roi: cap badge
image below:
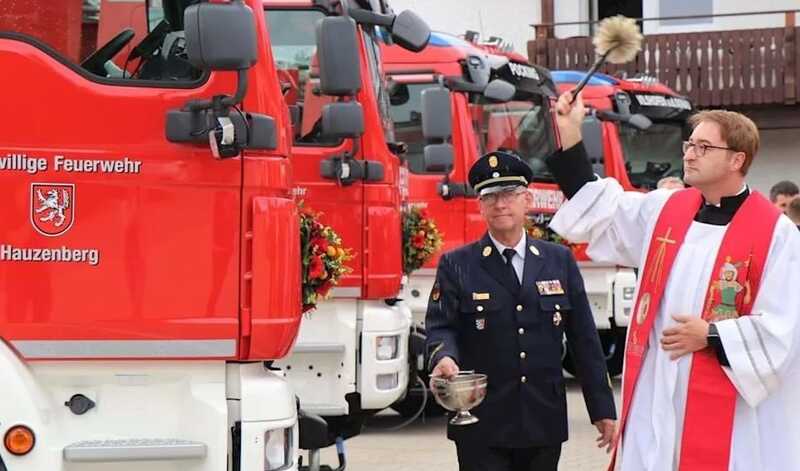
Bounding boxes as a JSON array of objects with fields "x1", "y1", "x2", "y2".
[{"x1": 489, "y1": 155, "x2": 498, "y2": 168}]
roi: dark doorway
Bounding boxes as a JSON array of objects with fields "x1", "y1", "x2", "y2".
[{"x1": 597, "y1": 0, "x2": 642, "y2": 21}]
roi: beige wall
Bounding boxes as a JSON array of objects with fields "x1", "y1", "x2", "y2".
[
  {"x1": 388, "y1": 0, "x2": 540, "y2": 53},
  {"x1": 746, "y1": 128, "x2": 800, "y2": 196}
]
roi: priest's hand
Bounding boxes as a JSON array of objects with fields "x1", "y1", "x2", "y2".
[
  {"x1": 661, "y1": 314, "x2": 710, "y2": 360},
  {"x1": 594, "y1": 418, "x2": 616, "y2": 453},
  {"x1": 554, "y1": 91, "x2": 585, "y2": 151}
]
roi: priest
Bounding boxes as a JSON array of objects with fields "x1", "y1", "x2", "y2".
[{"x1": 546, "y1": 92, "x2": 800, "y2": 471}]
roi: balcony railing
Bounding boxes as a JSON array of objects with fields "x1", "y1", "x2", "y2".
[{"x1": 527, "y1": 10, "x2": 799, "y2": 107}]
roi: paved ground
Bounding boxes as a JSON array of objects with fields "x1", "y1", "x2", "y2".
[{"x1": 315, "y1": 377, "x2": 622, "y2": 470}]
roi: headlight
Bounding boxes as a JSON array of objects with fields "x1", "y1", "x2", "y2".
[
  {"x1": 376, "y1": 335, "x2": 399, "y2": 360},
  {"x1": 264, "y1": 427, "x2": 292, "y2": 471},
  {"x1": 622, "y1": 287, "x2": 635, "y2": 301}
]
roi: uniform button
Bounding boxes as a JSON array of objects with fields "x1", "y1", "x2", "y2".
[
  {"x1": 477, "y1": 306, "x2": 484, "y2": 312},
  {"x1": 555, "y1": 304, "x2": 561, "y2": 310},
  {"x1": 520, "y1": 352, "x2": 527, "y2": 359},
  {"x1": 521, "y1": 376, "x2": 527, "y2": 383},
  {"x1": 518, "y1": 328, "x2": 525, "y2": 335},
  {"x1": 516, "y1": 305, "x2": 523, "y2": 311}
]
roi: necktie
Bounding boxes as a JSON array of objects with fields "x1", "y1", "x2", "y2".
[{"x1": 503, "y1": 248, "x2": 520, "y2": 289}]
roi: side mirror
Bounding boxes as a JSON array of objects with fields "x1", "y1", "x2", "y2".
[
  {"x1": 465, "y1": 55, "x2": 490, "y2": 89},
  {"x1": 627, "y1": 114, "x2": 653, "y2": 131},
  {"x1": 391, "y1": 10, "x2": 431, "y2": 52},
  {"x1": 184, "y1": 2, "x2": 257, "y2": 70},
  {"x1": 316, "y1": 17, "x2": 362, "y2": 96},
  {"x1": 483, "y1": 79, "x2": 516, "y2": 103},
  {"x1": 423, "y1": 144, "x2": 454, "y2": 173},
  {"x1": 247, "y1": 114, "x2": 278, "y2": 150},
  {"x1": 581, "y1": 116, "x2": 604, "y2": 164},
  {"x1": 321, "y1": 102, "x2": 365, "y2": 139},
  {"x1": 595, "y1": 110, "x2": 653, "y2": 131},
  {"x1": 421, "y1": 87, "x2": 452, "y2": 140}
]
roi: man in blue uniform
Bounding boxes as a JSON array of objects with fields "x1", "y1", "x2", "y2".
[{"x1": 426, "y1": 150, "x2": 617, "y2": 471}]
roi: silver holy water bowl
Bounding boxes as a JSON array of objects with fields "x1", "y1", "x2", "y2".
[{"x1": 430, "y1": 372, "x2": 488, "y2": 425}]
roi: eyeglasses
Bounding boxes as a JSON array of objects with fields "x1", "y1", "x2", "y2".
[
  {"x1": 478, "y1": 188, "x2": 527, "y2": 205},
  {"x1": 682, "y1": 141, "x2": 735, "y2": 157}
]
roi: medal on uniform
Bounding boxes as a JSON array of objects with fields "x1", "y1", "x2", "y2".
[
  {"x1": 553, "y1": 311, "x2": 562, "y2": 326},
  {"x1": 472, "y1": 292, "x2": 490, "y2": 300},
  {"x1": 536, "y1": 279, "x2": 565, "y2": 295},
  {"x1": 475, "y1": 318, "x2": 486, "y2": 330}
]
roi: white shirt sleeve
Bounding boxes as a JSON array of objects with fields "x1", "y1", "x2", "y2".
[{"x1": 549, "y1": 178, "x2": 673, "y2": 268}]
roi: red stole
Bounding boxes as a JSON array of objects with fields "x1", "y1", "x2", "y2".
[{"x1": 610, "y1": 188, "x2": 780, "y2": 471}]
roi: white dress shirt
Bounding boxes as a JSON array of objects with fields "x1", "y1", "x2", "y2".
[{"x1": 488, "y1": 230, "x2": 526, "y2": 283}]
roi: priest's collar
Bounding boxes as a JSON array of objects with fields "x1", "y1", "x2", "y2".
[{"x1": 696, "y1": 185, "x2": 750, "y2": 225}]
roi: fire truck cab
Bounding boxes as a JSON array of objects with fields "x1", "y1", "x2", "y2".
[
  {"x1": 1, "y1": 1, "x2": 304, "y2": 470},
  {"x1": 383, "y1": 36, "x2": 662, "y2": 415},
  {"x1": 263, "y1": 0, "x2": 431, "y2": 450}
]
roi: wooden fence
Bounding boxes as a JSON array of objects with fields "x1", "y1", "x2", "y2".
[{"x1": 528, "y1": 19, "x2": 799, "y2": 107}]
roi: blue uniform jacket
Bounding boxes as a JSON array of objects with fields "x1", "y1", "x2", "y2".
[{"x1": 426, "y1": 232, "x2": 616, "y2": 447}]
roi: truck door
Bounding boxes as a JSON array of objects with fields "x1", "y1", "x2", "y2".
[
  {"x1": 389, "y1": 80, "x2": 468, "y2": 261},
  {"x1": 0, "y1": 0, "x2": 243, "y2": 359}
]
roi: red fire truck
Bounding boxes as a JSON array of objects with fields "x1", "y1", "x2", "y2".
[
  {"x1": 263, "y1": 0, "x2": 431, "y2": 452},
  {"x1": 0, "y1": 1, "x2": 307, "y2": 469},
  {"x1": 382, "y1": 32, "x2": 668, "y2": 414},
  {"x1": 550, "y1": 70, "x2": 692, "y2": 192}
]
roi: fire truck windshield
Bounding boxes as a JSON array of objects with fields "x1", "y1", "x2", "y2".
[
  {"x1": 470, "y1": 98, "x2": 557, "y2": 182},
  {"x1": 265, "y1": 9, "x2": 395, "y2": 145},
  {"x1": 389, "y1": 82, "x2": 557, "y2": 178},
  {"x1": 619, "y1": 121, "x2": 686, "y2": 190},
  {"x1": 2, "y1": 0, "x2": 202, "y2": 81}
]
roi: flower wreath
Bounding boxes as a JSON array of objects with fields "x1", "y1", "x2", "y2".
[
  {"x1": 402, "y1": 206, "x2": 444, "y2": 275},
  {"x1": 525, "y1": 217, "x2": 590, "y2": 258},
  {"x1": 299, "y1": 203, "x2": 353, "y2": 312},
  {"x1": 525, "y1": 218, "x2": 570, "y2": 246}
]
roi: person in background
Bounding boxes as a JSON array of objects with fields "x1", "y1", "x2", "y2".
[
  {"x1": 787, "y1": 196, "x2": 800, "y2": 230},
  {"x1": 769, "y1": 180, "x2": 799, "y2": 213}
]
